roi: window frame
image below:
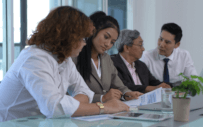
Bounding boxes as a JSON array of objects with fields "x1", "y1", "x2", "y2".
[
  {"x1": 1, "y1": 0, "x2": 63, "y2": 80},
  {"x1": 2, "y1": 0, "x2": 14, "y2": 77},
  {"x1": 1, "y1": 0, "x2": 134, "y2": 79}
]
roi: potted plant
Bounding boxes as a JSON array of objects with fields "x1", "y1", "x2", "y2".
[{"x1": 172, "y1": 73, "x2": 203, "y2": 122}]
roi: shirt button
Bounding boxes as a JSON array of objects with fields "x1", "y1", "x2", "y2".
[{"x1": 103, "y1": 90, "x2": 106, "y2": 93}]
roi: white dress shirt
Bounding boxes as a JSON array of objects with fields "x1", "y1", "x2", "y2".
[
  {"x1": 91, "y1": 57, "x2": 101, "y2": 79},
  {"x1": 119, "y1": 54, "x2": 142, "y2": 85},
  {"x1": 91, "y1": 57, "x2": 104, "y2": 102},
  {"x1": 0, "y1": 45, "x2": 94, "y2": 122},
  {"x1": 141, "y1": 47, "x2": 197, "y2": 84}
]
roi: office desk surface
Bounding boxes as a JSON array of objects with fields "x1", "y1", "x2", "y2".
[{"x1": 1, "y1": 108, "x2": 203, "y2": 127}]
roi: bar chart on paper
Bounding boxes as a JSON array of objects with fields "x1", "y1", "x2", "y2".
[{"x1": 124, "y1": 87, "x2": 162, "y2": 107}]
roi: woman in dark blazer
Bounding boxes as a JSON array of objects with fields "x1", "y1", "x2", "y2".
[
  {"x1": 74, "y1": 12, "x2": 142, "y2": 103},
  {"x1": 111, "y1": 29, "x2": 171, "y2": 93}
]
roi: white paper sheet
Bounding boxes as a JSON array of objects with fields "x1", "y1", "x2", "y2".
[
  {"x1": 124, "y1": 87, "x2": 162, "y2": 107},
  {"x1": 72, "y1": 88, "x2": 162, "y2": 122}
]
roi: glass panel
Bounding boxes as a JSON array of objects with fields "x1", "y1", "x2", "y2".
[
  {"x1": 0, "y1": 1, "x2": 2, "y2": 43},
  {"x1": 50, "y1": 0, "x2": 61, "y2": 9},
  {"x1": 27, "y1": 0, "x2": 50, "y2": 39},
  {"x1": 73, "y1": 0, "x2": 102, "y2": 16},
  {"x1": 27, "y1": 0, "x2": 61, "y2": 39},
  {"x1": 0, "y1": 0, "x2": 3, "y2": 80},
  {"x1": 108, "y1": 0, "x2": 127, "y2": 30},
  {"x1": 13, "y1": 0, "x2": 21, "y2": 59},
  {"x1": 107, "y1": 0, "x2": 127, "y2": 55}
]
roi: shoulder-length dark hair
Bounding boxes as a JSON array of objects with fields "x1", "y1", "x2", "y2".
[
  {"x1": 77, "y1": 11, "x2": 120, "y2": 82},
  {"x1": 27, "y1": 6, "x2": 92, "y2": 63}
]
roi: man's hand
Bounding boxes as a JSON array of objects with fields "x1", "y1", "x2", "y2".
[
  {"x1": 145, "y1": 86, "x2": 157, "y2": 93},
  {"x1": 145, "y1": 83, "x2": 171, "y2": 93},
  {"x1": 102, "y1": 89, "x2": 122, "y2": 102},
  {"x1": 124, "y1": 91, "x2": 143, "y2": 101},
  {"x1": 157, "y1": 83, "x2": 171, "y2": 88}
]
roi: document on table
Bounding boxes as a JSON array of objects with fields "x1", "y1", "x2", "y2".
[
  {"x1": 124, "y1": 87, "x2": 162, "y2": 107},
  {"x1": 72, "y1": 114, "x2": 111, "y2": 122},
  {"x1": 72, "y1": 88, "x2": 162, "y2": 122}
]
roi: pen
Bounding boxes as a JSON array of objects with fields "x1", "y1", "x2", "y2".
[
  {"x1": 103, "y1": 90, "x2": 131, "y2": 98},
  {"x1": 121, "y1": 94, "x2": 131, "y2": 98}
]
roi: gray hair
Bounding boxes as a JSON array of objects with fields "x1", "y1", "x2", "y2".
[{"x1": 115, "y1": 29, "x2": 140, "y2": 53}]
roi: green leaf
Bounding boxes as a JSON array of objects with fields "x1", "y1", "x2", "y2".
[
  {"x1": 178, "y1": 73, "x2": 183, "y2": 76},
  {"x1": 191, "y1": 75, "x2": 199, "y2": 79},
  {"x1": 191, "y1": 89, "x2": 197, "y2": 96},
  {"x1": 198, "y1": 77, "x2": 203, "y2": 83},
  {"x1": 179, "y1": 73, "x2": 189, "y2": 80},
  {"x1": 172, "y1": 87, "x2": 176, "y2": 91},
  {"x1": 200, "y1": 84, "x2": 203, "y2": 90},
  {"x1": 173, "y1": 74, "x2": 203, "y2": 98}
]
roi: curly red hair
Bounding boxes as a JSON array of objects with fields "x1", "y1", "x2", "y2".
[{"x1": 27, "y1": 6, "x2": 93, "y2": 63}]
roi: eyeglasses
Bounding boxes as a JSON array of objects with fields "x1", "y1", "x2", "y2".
[
  {"x1": 80, "y1": 38, "x2": 87, "y2": 43},
  {"x1": 132, "y1": 44, "x2": 144, "y2": 48}
]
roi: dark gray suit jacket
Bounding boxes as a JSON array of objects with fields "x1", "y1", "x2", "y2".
[
  {"x1": 72, "y1": 53, "x2": 131, "y2": 103},
  {"x1": 111, "y1": 54, "x2": 163, "y2": 93}
]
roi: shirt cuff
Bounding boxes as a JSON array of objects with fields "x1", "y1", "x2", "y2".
[
  {"x1": 122, "y1": 91, "x2": 131, "y2": 101},
  {"x1": 93, "y1": 94, "x2": 103, "y2": 103},
  {"x1": 100, "y1": 95, "x2": 104, "y2": 103},
  {"x1": 59, "y1": 95, "x2": 80, "y2": 117}
]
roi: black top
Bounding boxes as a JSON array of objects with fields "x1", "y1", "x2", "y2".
[{"x1": 111, "y1": 54, "x2": 164, "y2": 93}]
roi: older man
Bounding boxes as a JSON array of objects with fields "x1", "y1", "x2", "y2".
[{"x1": 111, "y1": 29, "x2": 171, "y2": 93}]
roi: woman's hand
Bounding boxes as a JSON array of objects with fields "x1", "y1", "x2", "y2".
[
  {"x1": 124, "y1": 91, "x2": 143, "y2": 101},
  {"x1": 102, "y1": 88, "x2": 122, "y2": 102},
  {"x1": 72, "y1": 99, "x2": 129, "y2": 117},
  {"x1": 103, "y1": 99, "x2": 129, "y2": 114}
]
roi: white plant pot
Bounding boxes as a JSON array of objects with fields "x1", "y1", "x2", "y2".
[{"x1": 172, "y1": 97, "x2": 191, "y2": 122}]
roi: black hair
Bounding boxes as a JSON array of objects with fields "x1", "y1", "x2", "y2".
[
  {"x1": 77, "y1": 11, "x2": 120, "y2": 82},
  {"x1": 161, "y1": 23, "x2": 182, "y2": 44}
]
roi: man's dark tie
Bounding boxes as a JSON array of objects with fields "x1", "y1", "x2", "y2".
[{"x1": 163, "y1": 58, "x2": 170, "y2": 83}]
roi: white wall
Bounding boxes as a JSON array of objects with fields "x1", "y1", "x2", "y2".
[{"x1": 133, "y1": 0, "x2": 203, "y2": 75}]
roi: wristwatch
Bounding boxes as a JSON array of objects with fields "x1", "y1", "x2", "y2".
[{"x1": 96, "y1": 102, "x2": 105, "y2": 114}]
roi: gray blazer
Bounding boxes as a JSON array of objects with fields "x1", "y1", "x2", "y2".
[{"x1": 72, "y1": 53, "x2": 131, "y2": 103}]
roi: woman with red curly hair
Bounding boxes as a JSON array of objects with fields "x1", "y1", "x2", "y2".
[{"x1": 0, "y1": 6, "x2": 129, "y2": 122}]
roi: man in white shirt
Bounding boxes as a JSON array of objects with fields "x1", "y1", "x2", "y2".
[{"x1": 141, "y1": 23, "x2": 197, "y2": 87}]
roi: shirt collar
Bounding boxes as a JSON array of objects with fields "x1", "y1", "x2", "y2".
[
  {"x1": 91, "y1": 55, "x2": 100, "y2": 69},
  {"x1": 119, "y1": 53, "x2": 135, "y2": 68},
  {"x1": 32, "y1": 45, "x2": 70, "y2": 66},
  {"x1": 158, "y1": 48, "x2": 175, "y2": 61}
]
